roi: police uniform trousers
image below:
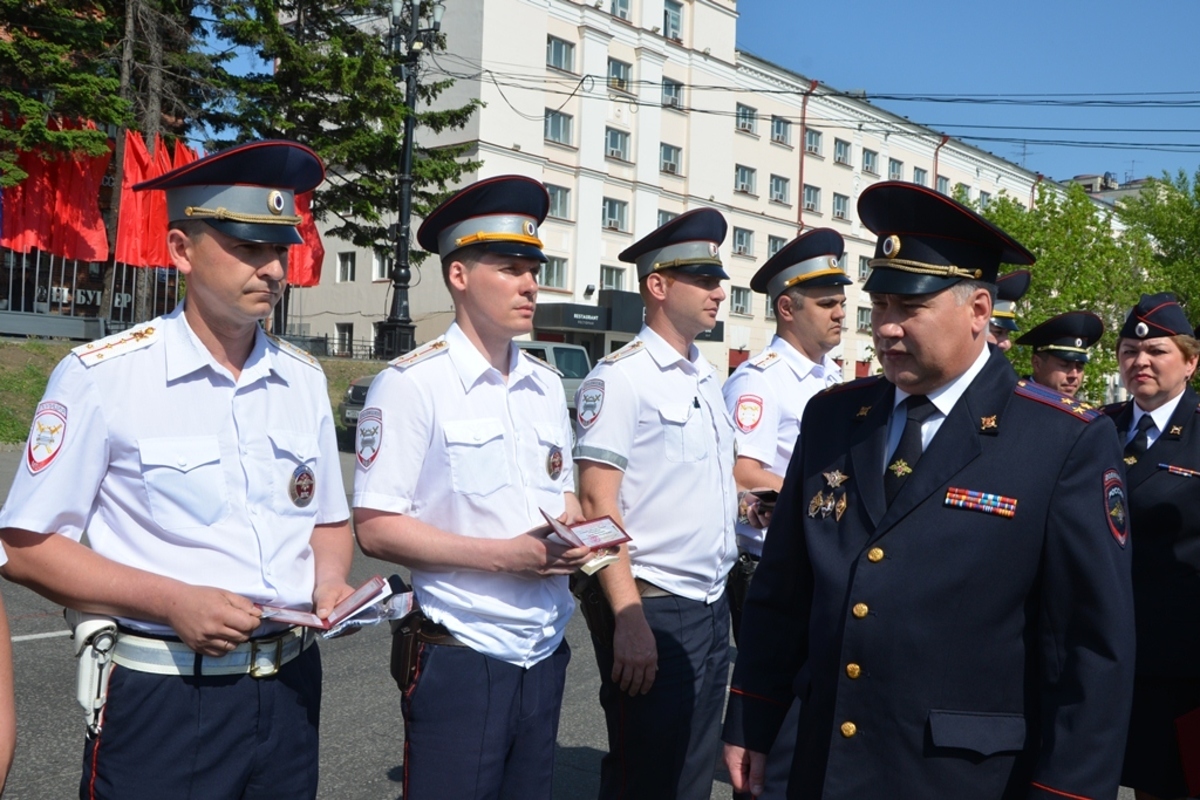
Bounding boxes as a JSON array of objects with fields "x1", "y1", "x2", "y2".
[
  {"x1": 401, "y1": 638, "x2": 570, "y2": 800},
  {"x1": 81, "y1": 643, "x2": 322, "y2": 800},
  {"x1": 593, "y1": 591, "x2": 730, "y2": 800}
]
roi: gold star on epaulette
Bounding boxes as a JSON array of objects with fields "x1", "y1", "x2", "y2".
[{"x1": 1060, "y1": 397, "x2": 1073, "y2": 405}]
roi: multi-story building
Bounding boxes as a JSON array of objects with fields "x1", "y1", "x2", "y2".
[{"x1": 290, "y1": 0, "x2": 1049, "y2": 374}]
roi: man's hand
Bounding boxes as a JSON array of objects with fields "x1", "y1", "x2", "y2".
[
  {"x1": 313, "y1": 580, "x2": 357, "y2": 621},
  {"x1": 724, "y1": 744, "x2": 767, "y2": 797},
  {"x1": 164, "y1": 585, "x2": 262, "y2": 657},
  {"x1": 495, "y1": 525, "x2": 593, "y2": 577},
  {"x1": 612, "y1": 605, "x2": 658, "y2": 695}
]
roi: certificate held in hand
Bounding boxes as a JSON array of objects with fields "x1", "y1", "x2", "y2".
[{"x1": 540, "y1": 509, "x2": 632, "y2": 575}]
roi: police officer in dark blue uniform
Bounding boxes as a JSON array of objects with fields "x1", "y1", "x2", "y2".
[
  {"x1": 988, "y1": 269, "x2": 1031, "y2": 352},
  {"x1": 1015, "y1": 311, "x2": 1105, "y2": 398},
  {"x1": 1103, "y1": 294, "x2": 1200, "y2": 799},
  {"x1": 722, "y1": 181, "x2": 1135, "y2": 800}
]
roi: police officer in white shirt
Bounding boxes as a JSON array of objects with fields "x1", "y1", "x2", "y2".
[
  {"x1": 353, "y1": 175, "x2": 592, "y2": 800},
  {"x1": 723, "y1": 229, "x2": 849, "y2": 799},
  {"x1": 0, "y1": 141, "x2": 355, "y2": 799},
  {"x1": 573, "y1": 208, "x2": 738, "y2": 800}
]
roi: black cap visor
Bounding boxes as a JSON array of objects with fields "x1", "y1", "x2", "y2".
[
  {"x1": 990, "y1": 317, "x2": 1019, "y2": 332},
  {"x1": 188, "y1": 219, "x2": 304, "y2": 246},
  {"x1": 862, "y1": 269, "x2": 964, "y2": 297},
  {"x1": 658, "y1": 262, "x2": 730, "y2": 280}
]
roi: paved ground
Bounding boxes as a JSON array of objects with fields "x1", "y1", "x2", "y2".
[{"x1": 0, "y1": 447, "x2": 1136, "y2": 799}]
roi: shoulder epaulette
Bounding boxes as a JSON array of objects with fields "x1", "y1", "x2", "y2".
[
  {"x1": 819, "y1": 374, "x2": 883, "y2": 396},
  {"x1": 389, "y1": 338, "x2": 449, "y2": 370},
  {"x1": 266, "y1": 332, "x2": 321, "y2": 370},
  {"x1": 747, "y1": 349, "x2": 782, "y2": 370},
  {"x1": 1013, "y1": 379, "x2": 1101, "y2": 422},
  {"x1": 602, "y1": 339, "x2": 646, "y2": 364},
  {"x1": 1099, "y1": 401, "x2": 1126, "y2": 418},
  {"x1": 72, "y1": 323, "x2": 160, "y2": 367},
  {"x1": 521, "y1": 349, "x2": 562, "y2": 376}
]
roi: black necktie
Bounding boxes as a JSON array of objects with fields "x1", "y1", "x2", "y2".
[
  {"x1": 885, "y1": 395, "x2": 937, "y2": 505},
  {"x1": 1125, "y1": 414, "x2": 1156, "y2": 460}
]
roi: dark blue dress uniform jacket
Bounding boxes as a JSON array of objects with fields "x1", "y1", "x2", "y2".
[
  {"x1": 724, "y1": 349, "x2": 1135, "y2": 800},
  {"x1": 1104, "y1": 386, "x2": 1200, "y2": 678}
]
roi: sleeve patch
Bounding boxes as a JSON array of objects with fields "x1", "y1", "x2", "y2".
[
  {"x1": 355, "y1": 407, "x2": 384, "y2": 470},
  {"x1": 26, "y1": 401, "x2": 68, "y2": 474},
  {"x1": 735, "y1": 394, "x2": 764, "y2": 433},
  {"x1": 577, "y1": 379, "x2": 605, "y2": 428},
  {"x1": 1103, "y1": 468, "x2": 1128, "y2": 547}
]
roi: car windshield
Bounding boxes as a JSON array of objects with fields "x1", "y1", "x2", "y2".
[{"x1": 553, "y1": 347, "x2": 590, "y2": 378}]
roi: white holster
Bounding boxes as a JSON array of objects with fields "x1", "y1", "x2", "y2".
[{"x1": 64, "y1": 609, "x2": 118, "y2": 736}]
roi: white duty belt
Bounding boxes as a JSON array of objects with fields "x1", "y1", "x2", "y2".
[{"x1": 112, "y1": 626, "x2": 313, "y2": 678}]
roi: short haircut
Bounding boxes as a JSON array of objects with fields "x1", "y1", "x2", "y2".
[
  {"x1": 1171, "y1": 334, "x2": 1200, "y2": 361},
  {"x1": 949, "y1": 279, "x2": 996, "y2": 306},
  {"x1": 169, "y1": 219, "x2": 209, "y2": 239},
  {"x1": 440, "y1": 245, "x2": 487, "y2": 288}
]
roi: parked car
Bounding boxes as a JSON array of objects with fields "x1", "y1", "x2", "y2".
[{"x1": 336, "y1": 340, "x2": 593, "y2": 428}]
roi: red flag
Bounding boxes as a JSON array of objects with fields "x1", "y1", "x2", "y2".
[
  {"x1": 287, "y1": 192, "x2": 324, "y2": 287},
  {"x1": 115, "y1": 131, "x2": 152, "y2": 265},
  {"x1": 173, "y1": 139, "x2": 199, "y2": 168},
  {"x1": 47, "y1": 121, "x2": 112, "y2": 262},
  {"x1": 140, "y1": 134, "x2": 174, "y2": 267}
]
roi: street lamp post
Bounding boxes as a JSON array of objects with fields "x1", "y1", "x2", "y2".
[{"x1": 376, "y1": 0, "x2": 445, "y2": 359}]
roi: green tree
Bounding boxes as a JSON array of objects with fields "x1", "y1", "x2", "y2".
[
  {"x1": 1116, "y1": 169, "x2": 1200, "y2": 314},
  {"x1": 0, "y1": 0, "x2": 128, "y2": 186},
  {"x1": 980, "y1": 182, "x2": 1156, "y2": 403},
  {"x1": 204, "y1": 0, "x2": 481, "y2": 257}
]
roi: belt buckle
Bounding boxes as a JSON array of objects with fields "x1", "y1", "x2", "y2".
[{"x1": 249, "y1": 635, "x2": 284, "y2": 678}]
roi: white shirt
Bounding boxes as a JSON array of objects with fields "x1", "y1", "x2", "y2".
[
  {"x1": 886, "y1": 344, "x2": 992, "y2": 467},
  {"x1": 0, "y1": 305, "x2": 348, "y2": 634},
  {"x1": 1129, "y1": 390, "x2": 1186, "y2": 450},
  {"x1": 573, "y1": 325, "x2": 737, "y2": 602},
  {"x1": 723, "y1": 335, "x2": 841, "y2": 554},
  {"x1": 352, "y1": 323, "x2": 576, "y2": 668}
]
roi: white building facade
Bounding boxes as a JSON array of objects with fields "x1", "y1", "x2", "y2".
[{"x1": 290, "y1": 0, "x2": 1049, "y2": 374}]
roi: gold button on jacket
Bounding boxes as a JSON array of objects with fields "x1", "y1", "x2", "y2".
[
  {"x1": 840, "y1": 721, "x2": 857, "y2": 738},
  {"x1": 845, "y1": 662, "x2": 862, "y2": 679},
  {"x1": 867, "y1": 547, "x2": 884, "y2": 562},
  {"x1": 852, "y1": 602, "x2": 869, "y2": 619}
]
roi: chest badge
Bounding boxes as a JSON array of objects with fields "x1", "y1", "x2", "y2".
[
  {"x1": 855, "y1": 406, "x2": 871, "y2": 419},
  {"x1": 289, "y1": 464, "x2": 316, "y2": 507},
  {"x1": 547, "y1": 445, "x2": 564, "y2": 480},
  {"x1": 823, "y1": 470, "x2": 848, "y2": 489},
  {"x1": 808, "y1": 491, "x2": 825, "y2": 518},
  {"x1": 834, "y1": 493, "x2": 848, "y2": 521}
]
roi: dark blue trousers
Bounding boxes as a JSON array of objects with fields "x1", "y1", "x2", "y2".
[
  {"x1": 401, "y1": 638, "x2": 571, "y2": 800},
  {"x1": 80, "y1": 643, "x2": 322, "y2": 800},
  {"x1": 594, "y1": 592, "x2": 730, "y2": 800}
]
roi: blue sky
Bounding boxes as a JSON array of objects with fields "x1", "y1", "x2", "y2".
[{"x1": 735, "y1": 0, "x2": 1200, "y2": 184}]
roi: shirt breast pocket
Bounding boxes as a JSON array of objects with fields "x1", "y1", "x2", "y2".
[
  {"x1": 139, "y1": 436, "x2": 229, "y2": 531},
  {"x1": 660, "y1": 403, "x2": 707, "y2": 463},
  {"x1": 269, "y1": 431, "x2": 321, "y2": 517},
  {"x1": 443, "y1": 419, "x2": 511, "y2": 497}
]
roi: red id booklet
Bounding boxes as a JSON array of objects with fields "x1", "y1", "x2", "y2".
[
  {"x1": 1176, "y1": 705, "x2": 1200, "y2": 794},
  {"x1": 256, "y1": 575, "x2": 391, "y2": 630},
  {"x1": 540, "y1": 509, "x2": 632, "y2": 574}
]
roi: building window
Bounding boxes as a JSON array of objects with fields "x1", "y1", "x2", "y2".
[
  {"x1": 662, "y1": 77, "x2": 684, "y2": 109},
  {"x1": 547, "y1": 184, "x2": 571, "y2": 219},
  {"x1": 731, "y1": 286, "x2": 752, "y2": 316},
  {"x1": 804, "y1": 127, "x2": 822, "y2": 154},
  {"x1": 768, "y1": 235, "x2": 787, "y2": 257},
  {"x1": 734, "y1": 164, "x2": 756, "y2": 194},
  {"x1": 546, "y1": 36, "x2": 575, "y2": 72},
  {"x1": 541, "y1": 256, "x2": 568, "y2": 289},
  {"x1": 544, "y1": 109, "x2": 573, "y2": 145},
  {"x1": 733, "y1": 227, "x2": 753, "y2": 256},
  {"x1": 657, "y1": 209, "x2": 679, "y2": 227},
  {"x1": 834, "y1": 138, "x2": 851, "y2": 165},
  {"x1": 371, "y1": 251, "x2": 391, "y2": 281},
  {"x1": 660, "y1": 143, "x2": 682, "y2": 175},
  {"x1": 979, "y1": 190, "x2": 992, "y2": 210},
  {"x1": 607, "y1": 58, "x2": 632, "y2": 93},
  {"x1": 736, "y1": 103, "x2": 757, "y2": 134},
  {"x1": 337, "y1": 251, "x2": 356, "y2": 283},
  {"x1": 765, "y1": 296, "x2": 776, "y2": 319},
  {"x1": 605, "y1": 127, "x2": 630, "y2": 160},
  {"x1": 600, "y1": 265, "x2": 625, "y2": 290},
  {"x1": 913, "y1": 166, "x2": 928, "y2": 187},
  {"x1": 862, "y1": 149, "x2": 879, "y2": 175},
  {"x1": 803, "y1": 184, "x2": 821, "y2": 213},
  {"x1": 856, "y1": 307, "x2": 872, "y2": 332},
  {"x1": 773, "y1": 117, "x2": 793, "y2": 146},
  {"x1": 832, "y1": 193, "x2": 850, "y2": 220},
  {"x1": 937, "y1": 175, "x2": 950, "y2": 194},
  {"x1": 601, "y1": 197, "x2": 628, "y2": 231},
  {"x1": 955, "y1": 182, "x2": 971, "y2": 200},
  {"x1": 858, "y1": 255, "x2": 871, "y2": 281},
  {"x1": 888, "y1": 158, "x2": 903, "y2": 181},
  {"x1": 769, "y1": 174, "x2": 790, "y2": 204},
  {"x1": 335, "y1": 322, "x2": 354, "y2": 356},
  {"x1": 663, "y1": 0, "x2": 683, "y2": 40},
  {"x1": 610, "y1": 0, "x2": 630, "y2": 20}
]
